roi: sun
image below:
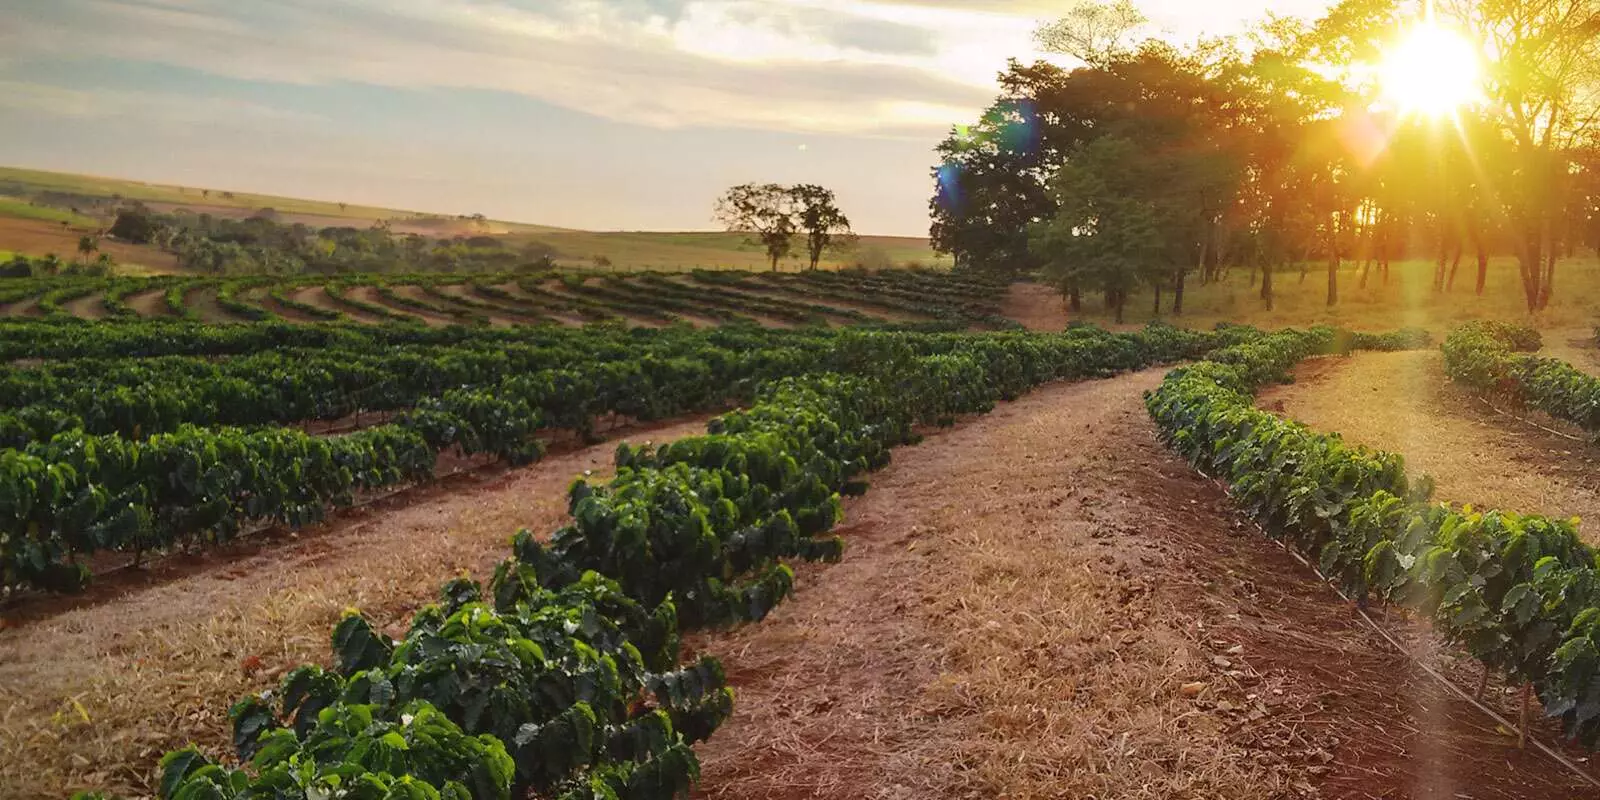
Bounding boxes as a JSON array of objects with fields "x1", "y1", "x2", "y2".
[{"x1": 1379, "y1": 23, "x2": 1483, "y2": 117}]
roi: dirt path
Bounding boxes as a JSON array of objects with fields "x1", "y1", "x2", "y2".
[
  {"x1": 0, "y1": 416, "x2": 713, "y2": 799},
  {"x1": 428, "y1": 284, "x2": 553, "y2": 327},
  {"x1": 124, "y1": 288, "x2": 173, "y2": 318},
  {"x1": 1538, "y1": 327, "x2": 1600, "y2": 375},
  {"x1": 1258, "y1": 351, "x2": 1600, "y2": 540},
  {"x1": 1, "y1": 294, "x2": 44, "y2": 318},
  {"x1": 692, "y1": 369, "x2": 1595, "y2": 799},
  {"x1": 1002, "y1": 281, "x2": 1070, "y2": 331},
  {"x1": 183, "y1": 284, "x2": 242, "y2": 323},
  {"x1": 482, "y1": 282, "x2": 590, "y2": 327},
  {"x1": 246, "y1": 285, "x2": 324, "y2": 323},
  {"x1": 62, "y1": 291, "x2": 109, "y2": 320}
]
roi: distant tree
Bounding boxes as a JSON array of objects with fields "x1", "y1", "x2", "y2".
[
  {"x1": 109, "y1": 209, "x2": 158, "y2": 243},
  {"x1": 790, "y1": 184, "x2": 854, "y2": 270},
  {"x1": 593, "y1": 254, "x2": 613, "y2": 269},
  {"x1": 1, "y1": 255, "x2": 32, "y2": 278},
  {"x1": 201, "y1": 189, "x2": 210, "y2": 199},
  {"x1": 714, "y1": 183, "x2": 796, "y2": 271},
  {"x1": 251, "y1": 207, "x2": 279, "y2": 222},
  {"x1": 76, "y1": 235, "x2": 99, "y2": 263},
  {"x1": 339, "y1": 202, "x2": 348, "y2": 212},
  {"x1": 220, "y1": 191, "x2": 235, "y2": 200}
]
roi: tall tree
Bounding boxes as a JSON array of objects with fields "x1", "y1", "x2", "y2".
[
  {"x1": 790, "y1": 185, "x2": 853, "y2": 270},
  {"x1": 76, "y1": 235, "x2": 99, "y2": 264},
  {"x1": 714, "y1": 183, "x2": 796, "y2": 271},
  {"x1": 1031, "y1": 139, "x2": 1161, "y2": 322},
  {"x1": 1439, "y1": 0, "x2": 1600, "y2": 309}
]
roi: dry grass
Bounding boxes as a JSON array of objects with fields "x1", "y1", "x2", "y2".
[
  {"x1": 1044, "y1": 257, "x2": 1600, "y2": 333},
  {"x1": 0, "y1": 418, "x2": 711, "y2": 799},
  {"x1": 693, "y1": 371, "x2": 1297, "y2": 799},
  {"x1": 1259, "y1": 350, "x2": 1600, "y2": 542}
]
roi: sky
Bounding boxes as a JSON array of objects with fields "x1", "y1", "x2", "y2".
[{"x1": 1, "y1": 0, "x2": 1333, "y2": 236}]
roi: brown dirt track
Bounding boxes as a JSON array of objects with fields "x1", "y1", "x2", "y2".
[
  {"x1": 0, "y1": 417, "x2": 712, "y2": 799},
  {"x1": 1259, "y1": 350, "x2": 1600, "y2": 542},
  {"x1": 691, "y1": 369, "x2": 1594, "y2": 799},
  {"x1": 2, "y1": 365, "x2": 1593, "y2": 799}
]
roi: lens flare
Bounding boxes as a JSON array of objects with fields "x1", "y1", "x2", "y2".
[{"x1": 1380, "y1": 23, "x2": 1483, "y2": 118}]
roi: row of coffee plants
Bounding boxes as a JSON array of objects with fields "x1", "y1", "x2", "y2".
[
  {"x1": 0, "y1": 329, "x2": 822, "y2": 591},
  {"x1": 1441, "y1": 321, "x2": 1600, "y2": 432},
  {"x1": 0, "y1": 325, "x2": 845, "y2": 439},
  {"x1": 3, "y1": 268, "x2": 1007, "y2": 329},
  {"x1": 0, "y1": 320, "x2": 1235, "y2": 594},
  {"x1": 1147, "y1": 326, "x2": 1600, "y2": 747},
  {"x1": 76, "y1": 321, "x2": 1239, "y2": 800}
]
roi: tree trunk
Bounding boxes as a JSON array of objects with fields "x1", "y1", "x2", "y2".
[
  {"x1": 1068, "y1": 283, "x2": 1082, "y2": 312},
  {"x1": 1113, "y1": 290, "x2": 1125, "y2": 324},
  {"x1": 1326, "y1": 219, "x2": 1340, "y2": 307},
  {"x1": 1519, "y1": 224, "x2": 1543, "y2": 312},
  {"x1": 1541, "y1": 243, "x2": 1557, "y2": 310},
  {"x1": 1261, "y1": 260, "x2": 1275, "y2": 310},
  {"x1": 1446, "y1": 244, "x2": 1463, "y2": 292},
  {"x1": 1472, "y1": 225, "x2": 1489, "y2": 296},
  {"x1": 1152, "y1": 283, "x2": 1162, "y2": 316},
  {"x1": 1173, "y1": 264, "x2": 1187, "y2": 316}
]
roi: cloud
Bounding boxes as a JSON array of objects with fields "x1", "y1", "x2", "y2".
[
  {"x1": 4, "y1": 0, "x2": 1020, "y2": 136},
  {"x1": 0, "y1": 79, "x2": 323, "y2": 125}
]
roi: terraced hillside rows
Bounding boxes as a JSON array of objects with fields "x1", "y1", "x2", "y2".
[{"x1": 0, "y1": 268, "x2": 1014, "y2": 330}]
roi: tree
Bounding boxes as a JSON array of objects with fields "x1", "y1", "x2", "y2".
[
  {"x1": 1034, "y1": 0, "x2": 1148, "y2": 66},
  {"x1": 1438, "y1": 0, "x2": 1600, "y2": 310},
  {"x1": 790, "y1": 185, "x2": 854, "y2": 270},
  {"x1": 76, "y1": 235, "x2": 99, "y2": 264},
  {"x1": 1030, "y1": 137, "x2": 1167, "y2": 323},
  {"x1": 714, "y1": 183, "x2": 796, "y2": 271},
  {"x1": 109, "y1": 208, "x2": 159, "y2": 244}
]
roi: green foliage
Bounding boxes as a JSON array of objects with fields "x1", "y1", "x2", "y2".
[
  {"x1": 1147, "y1": 324, "x2": 1600, "y2": 748},
  {"x1": 83, "y1": 315, "x2": 1261, "y2": 799}
]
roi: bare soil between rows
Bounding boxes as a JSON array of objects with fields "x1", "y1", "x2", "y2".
[
  {"x1": 0, "y1": 414, "x2": 714, "y2": 799},
  {"x1": 690, "y1": 368, "x2": 1595, "y2": 799},
  {"x1": 1260, "y1": 350, "x2": 1600, "y2": 542},
  {"x1": 1, "y1": 365, "x2": 1590, "y2": 799}
]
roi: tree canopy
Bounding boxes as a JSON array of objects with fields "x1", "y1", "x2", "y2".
[{"x1": 931, "y1": 0, "x2": 1600, "y2": 314}]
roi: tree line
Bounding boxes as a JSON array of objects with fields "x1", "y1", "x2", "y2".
[
  {"x1": 931, "y1": 0, "x2": 1600, "y2": 320},
  {"x1": 714, "y1": 183, "x2": 855, "y2": 271},
  {"x1": 107, "y1": 205, "x2": 556, "y2": 276}
]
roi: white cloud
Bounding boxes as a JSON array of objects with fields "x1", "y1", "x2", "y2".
[
  {"x1": 0, "y1": 79, "x2": 323, "y2": 125},
  {"x1": 6, "y1": 0, "x2": 1029, "y2": 136}
]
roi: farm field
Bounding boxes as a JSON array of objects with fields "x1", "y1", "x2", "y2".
[
  {"x1": 0, "y1": 166, "x2": 949, "y2": 273},
  {"x1": 4, "y1": 296, "x2": 1600, "y2": 799},
  {"x1": 21, "y1": 0, "x2": 1600, "y2": 796},
  {"x1": 0, "y1": 268, "x2": 1011, "y2": 329}
]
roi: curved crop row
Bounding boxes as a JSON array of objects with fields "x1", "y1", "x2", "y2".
[
  {"x1": 74, "y1": 321, "x2": 1244, "y2": 800},
  {"x1": 1148, "y1": 326, "x2": 1600, "y2": 747},
  {"x1": 1441, "y1": 321, "x2": 1600, "y2": 432}
]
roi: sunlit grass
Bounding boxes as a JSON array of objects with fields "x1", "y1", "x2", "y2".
[
  {"x1": 0, "y1": 198, "x2": 98, "y2": 228},
  {"x1": 1061, "y1": 257, "x2": 1600, "y2": 332}
]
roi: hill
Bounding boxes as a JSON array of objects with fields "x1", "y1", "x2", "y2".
[{"x1": 0, "y1": 165, "x2": 949, "y2": 273}]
